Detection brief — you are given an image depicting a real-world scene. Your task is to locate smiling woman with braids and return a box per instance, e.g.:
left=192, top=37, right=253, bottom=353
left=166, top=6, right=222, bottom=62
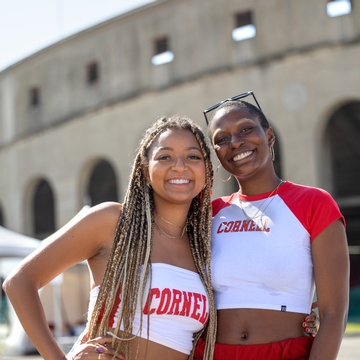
left=3, top=115, right=216, bottom=360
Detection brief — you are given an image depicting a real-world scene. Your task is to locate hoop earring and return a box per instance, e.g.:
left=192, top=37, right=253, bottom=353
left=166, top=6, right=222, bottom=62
left=216, top=164, right=232, bottom=182
left=270, top=146, right=275, bottom=162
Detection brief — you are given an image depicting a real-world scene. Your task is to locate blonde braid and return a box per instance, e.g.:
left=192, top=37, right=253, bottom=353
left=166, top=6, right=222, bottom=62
left=88, top=115, right=216, bottom=359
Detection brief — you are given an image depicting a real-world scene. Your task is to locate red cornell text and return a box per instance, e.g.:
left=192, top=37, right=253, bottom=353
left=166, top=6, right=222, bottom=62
left=143, top=288, right=209, bottom=325
left=217, top=219, right=270, bottom=233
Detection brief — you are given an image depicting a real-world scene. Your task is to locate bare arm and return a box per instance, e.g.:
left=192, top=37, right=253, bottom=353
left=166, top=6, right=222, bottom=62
left=2, top=202, right=121, bottom=360
left=309, top=219, right=349, bottom=360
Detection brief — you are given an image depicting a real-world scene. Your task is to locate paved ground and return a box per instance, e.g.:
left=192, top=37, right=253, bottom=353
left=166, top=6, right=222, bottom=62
left=337, top=335, right=360, bottom=360
left=1, top=335, right=359, bottom=360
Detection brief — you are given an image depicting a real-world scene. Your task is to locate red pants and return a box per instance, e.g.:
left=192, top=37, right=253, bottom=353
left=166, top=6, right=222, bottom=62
left=194, top=336, right=313, bottom=360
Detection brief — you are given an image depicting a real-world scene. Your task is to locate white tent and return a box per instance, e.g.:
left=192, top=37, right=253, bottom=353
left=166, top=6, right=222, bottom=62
left=0, top=227, right=42, bottom=355
left=0, top=212, right=90, bottom=356
left=0, top=226, right=41, bottom=258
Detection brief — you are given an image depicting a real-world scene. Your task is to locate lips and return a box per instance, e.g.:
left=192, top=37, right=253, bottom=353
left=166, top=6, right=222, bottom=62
left=232, top=150, right=253, bottom=162
left=168, top=178, right=190, bottom=184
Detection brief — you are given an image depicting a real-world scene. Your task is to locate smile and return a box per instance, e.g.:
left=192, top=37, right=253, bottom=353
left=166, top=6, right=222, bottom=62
left=168, top=179, right=190, bottom=184
left=232, top=151, right=253, bottom=162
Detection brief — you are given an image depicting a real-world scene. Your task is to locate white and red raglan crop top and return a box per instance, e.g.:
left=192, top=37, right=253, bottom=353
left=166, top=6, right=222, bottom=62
left=87, top=263, right=209, bottom=354
left=211, top=181, right=344, bottom=314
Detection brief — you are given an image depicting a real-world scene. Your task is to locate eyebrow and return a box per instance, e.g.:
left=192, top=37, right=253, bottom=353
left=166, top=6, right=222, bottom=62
left=212, top=117, right=255, bottom=135
left=157, top=146, right=201, bottom=151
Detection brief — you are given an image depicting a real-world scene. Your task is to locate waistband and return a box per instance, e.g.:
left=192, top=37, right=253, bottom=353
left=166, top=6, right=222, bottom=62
left=194, top=336, right=314, bottom=360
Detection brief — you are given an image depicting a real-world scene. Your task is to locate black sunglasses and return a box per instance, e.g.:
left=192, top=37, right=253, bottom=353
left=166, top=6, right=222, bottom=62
left=203, top=91, right=262, bottom=125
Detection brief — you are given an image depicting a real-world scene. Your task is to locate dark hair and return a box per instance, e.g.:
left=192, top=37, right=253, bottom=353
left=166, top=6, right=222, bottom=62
left=211, top=100, right=269, bottom=130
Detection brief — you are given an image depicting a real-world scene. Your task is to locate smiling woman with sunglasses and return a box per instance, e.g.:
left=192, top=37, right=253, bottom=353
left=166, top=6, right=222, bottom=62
left=195, top=92, right=350, bottom=360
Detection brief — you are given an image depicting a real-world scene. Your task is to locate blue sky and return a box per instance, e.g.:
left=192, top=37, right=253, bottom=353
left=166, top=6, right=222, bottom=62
left=0, top=0, right=155, bottom=71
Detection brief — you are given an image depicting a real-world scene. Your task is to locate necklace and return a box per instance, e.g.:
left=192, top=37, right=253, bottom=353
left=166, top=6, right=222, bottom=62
left=239, top=180, right=284, bottom=221
left=155, top=212, right=186, bottom=229
left=154, top=222, right=187, bottom=239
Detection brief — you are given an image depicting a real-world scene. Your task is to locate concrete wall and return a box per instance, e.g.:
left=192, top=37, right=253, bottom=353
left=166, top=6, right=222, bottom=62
left=0, top=0, right=359, bottom=234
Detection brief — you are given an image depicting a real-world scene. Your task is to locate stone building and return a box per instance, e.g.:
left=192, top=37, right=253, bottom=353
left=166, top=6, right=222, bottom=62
left=0, top=0, right=359, bottom=318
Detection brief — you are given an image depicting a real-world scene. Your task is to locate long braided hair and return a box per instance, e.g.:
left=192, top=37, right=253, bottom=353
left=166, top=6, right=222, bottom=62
left=88, top=115, right=216, bottom=359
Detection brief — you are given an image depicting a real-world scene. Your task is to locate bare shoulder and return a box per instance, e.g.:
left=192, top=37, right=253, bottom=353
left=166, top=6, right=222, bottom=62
left=79, top=202, right=123, bottom=242
left=88, top=201, right=122, bottom=224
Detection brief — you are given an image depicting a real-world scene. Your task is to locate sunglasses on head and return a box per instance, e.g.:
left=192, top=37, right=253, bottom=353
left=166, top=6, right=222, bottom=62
left=203, top=91, right=262, bottom=125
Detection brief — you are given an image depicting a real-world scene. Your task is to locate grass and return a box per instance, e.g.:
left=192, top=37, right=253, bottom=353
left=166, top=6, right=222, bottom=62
left=345, top=322, right=360, bottom=334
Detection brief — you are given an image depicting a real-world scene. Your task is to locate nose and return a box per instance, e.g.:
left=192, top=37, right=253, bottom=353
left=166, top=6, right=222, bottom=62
left=172, top=156, right=187, bottom=172
left=230, top=134, right=244, bottom=148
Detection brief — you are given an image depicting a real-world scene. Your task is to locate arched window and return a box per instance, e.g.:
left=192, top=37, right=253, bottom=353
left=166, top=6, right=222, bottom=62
left=87, top=160, right=118, bottom=206
left=326, top=101, right=360, bottom=320
left=328, top=102, right=360, bottom=198
left=33, top=179, right=55, bottom=239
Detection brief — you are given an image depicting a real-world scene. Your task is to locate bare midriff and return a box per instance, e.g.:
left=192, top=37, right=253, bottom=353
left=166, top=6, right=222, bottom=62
left=216, top=308, right=308, bottom=344
left=107, top=328, right=189, bottom=360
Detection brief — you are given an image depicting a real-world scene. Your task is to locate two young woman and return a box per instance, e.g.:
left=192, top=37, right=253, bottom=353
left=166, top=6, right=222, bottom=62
left=4, top=94, right=346, bottom=360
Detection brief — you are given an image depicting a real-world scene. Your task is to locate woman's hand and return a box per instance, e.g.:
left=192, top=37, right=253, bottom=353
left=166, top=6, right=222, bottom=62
left=302, top=302, right=319, bottom=337
left=69, top=336, right=125, bottom=360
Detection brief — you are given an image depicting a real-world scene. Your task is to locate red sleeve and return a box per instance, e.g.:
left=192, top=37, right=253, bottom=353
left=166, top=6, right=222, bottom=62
left=279, top=182, right=345, bottom=242
left=212, top=193, right=238, bottom=217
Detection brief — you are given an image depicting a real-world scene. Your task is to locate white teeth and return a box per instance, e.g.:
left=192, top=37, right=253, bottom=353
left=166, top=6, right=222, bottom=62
left=233, top=151, right=252, bottom=161
left=169, top=179, right=190, bottom=184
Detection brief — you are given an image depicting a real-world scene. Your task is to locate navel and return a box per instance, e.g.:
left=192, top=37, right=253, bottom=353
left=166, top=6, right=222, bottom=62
left=240, top=331, right=248, bottom=340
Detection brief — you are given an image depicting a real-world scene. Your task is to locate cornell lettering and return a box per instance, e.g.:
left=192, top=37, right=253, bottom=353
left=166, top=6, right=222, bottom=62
left=143, top=288, right=209, bottom=324
left=217, top=220, right=270, bottom=233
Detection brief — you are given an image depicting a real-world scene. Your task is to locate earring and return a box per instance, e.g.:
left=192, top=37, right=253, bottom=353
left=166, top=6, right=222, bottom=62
left=270, top=146, right=275, bottom=162
left=216, top=164, right=232, bottom=182
left=269, top=135, right=276, bottom=162
left=146, top=181, right=152, bottom=189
